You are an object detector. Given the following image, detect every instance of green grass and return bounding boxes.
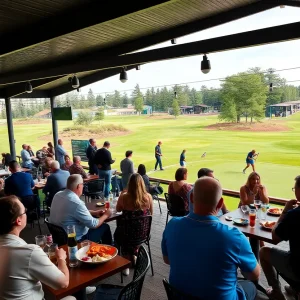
[1,113,299,210]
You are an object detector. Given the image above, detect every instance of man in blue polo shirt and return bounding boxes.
[4,160,34,198]
[162,176,260,300]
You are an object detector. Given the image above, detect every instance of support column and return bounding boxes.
[5,97,16,159]
[50,96,58,158]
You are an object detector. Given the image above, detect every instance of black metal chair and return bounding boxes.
[163,278,203,300]
[164,193,188,227]
[93,245,150,300]
[21,195,42,234]
[277,272,300,300]
[45,217,68,246]
[149,181,162,214]
[115,215,154,282]
[84,179,105,202]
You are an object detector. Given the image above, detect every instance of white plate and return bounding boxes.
[75,245,118,264]
[260,221,276,230]
[267,207,283,216]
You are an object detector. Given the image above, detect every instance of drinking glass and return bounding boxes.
[249,209,256,228]
[261,204,268,220]
[254,200,261,220]
[48,243,58,265]
[240,205,248,215]
[35,235,46,249]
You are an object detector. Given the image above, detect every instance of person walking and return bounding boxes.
[154,141,164,171]
[94,141,115,199]
[86,138,98,175]
[180,149,186,167]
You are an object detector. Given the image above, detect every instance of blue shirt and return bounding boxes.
[56,145,66,166]
[180,152,185,162]
[4,172,34,197]
[155,145,161,157]
[49,189,99,240]
[161,213,257,300]
[43,169,69,202]
[247,152,254,160]
[21,149,33,168]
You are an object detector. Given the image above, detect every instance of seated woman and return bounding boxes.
[61,155,72,171]
[240,171,269,206]
[115,173,153,276]
[137,164,151,192]
[168,168,192,212]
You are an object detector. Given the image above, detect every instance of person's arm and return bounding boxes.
[258,185,269,204]
[42,177,52,194]
[81,167,88,179]
[239,186,255,205]
[130,161,134,174]
[108,151,115,164]
[29,247,69,290]
[161,227,169,265]
[237,230,260,281]
[116,194,124,212]
[30,175,35,189]
[272,200,297,244]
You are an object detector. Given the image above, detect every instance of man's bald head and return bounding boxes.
[193,176,223,211]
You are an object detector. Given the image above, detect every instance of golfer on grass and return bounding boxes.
[243,149,258,174]
[154,141,164,171]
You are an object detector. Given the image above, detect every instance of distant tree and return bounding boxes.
[131,84,143,100]
[112,90,122,107]
[74,111,94,126]
[1,108,6,119]
[172,99,180,118]
[79,95,86,109]
[96,95,104,106]
[87,88,96,107]
[94,107,105,123]
[134,97,144,115]
[121,93,129,107]
[189,88,203,105]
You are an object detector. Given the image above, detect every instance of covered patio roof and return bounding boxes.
[1,0,300,158]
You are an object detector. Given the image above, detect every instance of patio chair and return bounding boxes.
[45,217,68,246]
[84,179,105,202]
[277,272,300,300]
[21,194,42,235]
[93,245,150,300]
[164,193,188,227]
[163,278,203,300]
[115,215,154,283]
[149,181,162,214]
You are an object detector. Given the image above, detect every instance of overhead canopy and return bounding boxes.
[0,0,299,99]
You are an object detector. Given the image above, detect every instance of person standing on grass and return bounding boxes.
[56,139,68,167]
[243,149,258,174]
[180,149,186,167]
[154,141,164,171]
[86,138,98,175]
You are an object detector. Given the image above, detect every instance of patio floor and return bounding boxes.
[20,199,293,300]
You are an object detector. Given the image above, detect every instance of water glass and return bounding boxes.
[240,205,248,215]
[261,204,268,220]
[35,235,46,249]
[48,243,58,265]
[254,200,261,220]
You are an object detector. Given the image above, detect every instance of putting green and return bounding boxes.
[0,112,299,208]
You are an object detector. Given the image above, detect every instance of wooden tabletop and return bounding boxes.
[219,208,279,244]
[43,242,130,300]
[83,174,99,182]
[86,199,122,222]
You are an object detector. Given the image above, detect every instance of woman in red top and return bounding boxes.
[168,168,192,211]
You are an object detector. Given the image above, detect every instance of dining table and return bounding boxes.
[219,207,280,259]
[43,241,131,300]
[0,167,31,177]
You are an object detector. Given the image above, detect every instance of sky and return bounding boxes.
[80,6,300,97]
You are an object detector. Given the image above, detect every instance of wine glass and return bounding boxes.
[240,205,248,215]
[254,200,261,220]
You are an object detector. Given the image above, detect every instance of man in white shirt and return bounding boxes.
[0,195,75,300]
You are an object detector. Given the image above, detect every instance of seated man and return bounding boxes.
[21,144,34,169]
[188,168,228,216]
[0,195,75,300]
[69,156,88,179]
[43,160,69,206]
[49,174,112,244]
[260,176,300,300]
[4,160,35,198]
[162,176,260,300]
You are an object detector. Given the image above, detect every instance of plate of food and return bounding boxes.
[267,207,283,216]
[260,221,276,230]
[233,218,249,226]
[76,244,118,264]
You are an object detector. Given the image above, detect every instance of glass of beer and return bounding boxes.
[48,243,58,265]
[249,209,256,228]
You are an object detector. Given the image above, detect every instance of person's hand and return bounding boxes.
[258,185,264,190]
[56,248,67,261]
[44,172,50,177]
[104,208,112,217]
[96,209,105,217]
[283,199,298,213]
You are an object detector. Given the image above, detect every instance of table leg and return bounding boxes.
[249,238,259,261]
[72,288,87,300]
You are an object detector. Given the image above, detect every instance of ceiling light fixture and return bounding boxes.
[120,67,128,83]
[136,65,141,70]
[171,38,177,44]
[25,81,33,93]
[201,54,211,74]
